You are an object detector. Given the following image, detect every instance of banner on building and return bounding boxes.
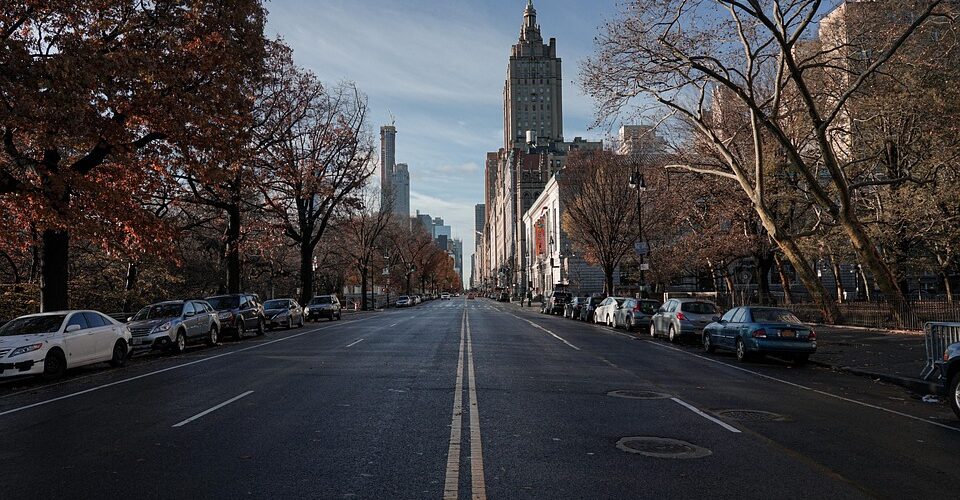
[534,216,546,256]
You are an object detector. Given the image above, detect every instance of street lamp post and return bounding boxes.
[629,168,647,298]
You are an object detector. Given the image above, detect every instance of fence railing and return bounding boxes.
[921,322,960,381]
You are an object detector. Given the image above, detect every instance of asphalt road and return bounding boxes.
[1,299,958,499]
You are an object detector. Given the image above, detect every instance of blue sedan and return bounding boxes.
[702,307,816,364]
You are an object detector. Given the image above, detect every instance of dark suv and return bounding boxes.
[205,294,266,339]
[306,295,342,321]
[541,291,572,315]
[580,295,606,322]
[939,341,960,419]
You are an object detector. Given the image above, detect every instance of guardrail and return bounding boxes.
[920,322,960,380]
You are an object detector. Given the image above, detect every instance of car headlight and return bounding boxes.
[303,307,310,314]
[154,321,172,332]
[10,343,43,357]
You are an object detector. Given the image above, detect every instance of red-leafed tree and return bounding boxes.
[0,1,268,310]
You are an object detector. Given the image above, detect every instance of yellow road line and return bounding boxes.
[465,308,487,500]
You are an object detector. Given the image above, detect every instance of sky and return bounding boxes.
[265,0,624,286]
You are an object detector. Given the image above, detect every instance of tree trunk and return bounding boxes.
[755,252,773,305]
[839,218,906,316]
[299,246,314,306]
[774,253,794,305]
[603,265,615,296]
[723,274,736,302]
[859,264,872,302]
[360,264,369,311]
[225,205,242,294]
[40,229,70,312]
[831,256,845,304]
[943,272,953,303]
[123,261,139,312]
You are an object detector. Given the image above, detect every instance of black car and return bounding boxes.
[938,341,960,419]
[305,295,342,321]
[580,295,606,322]
[497,292,510,302]
[205,294,266,339]
[541,291,572,315]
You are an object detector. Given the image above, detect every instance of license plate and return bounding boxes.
[781,330,796,338]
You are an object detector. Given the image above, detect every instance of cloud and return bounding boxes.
[435,162,481,174]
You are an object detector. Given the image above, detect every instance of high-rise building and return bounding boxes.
[379,123,410,218]
[474,204,485,235]
[504,0,563,150]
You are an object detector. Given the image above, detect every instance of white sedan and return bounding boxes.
[593,297,627,327]
[0,311,132,380]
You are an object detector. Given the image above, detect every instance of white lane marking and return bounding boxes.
[443,311,467,499]
[0,317,377,418]
[388,323,399,328]
[465,307,487,499]
[346,339,365,348]
[511,315,581,351]
[671,397,742,433]
[172,391,254,428]
[645,340,960,433]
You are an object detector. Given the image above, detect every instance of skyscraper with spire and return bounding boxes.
[503,0,563,150]
[379,123,409,218]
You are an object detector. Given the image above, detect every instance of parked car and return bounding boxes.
[413,295,423,305]
[467,293,476,300]
[206,294,266,339]
[594,297,627,326]
[702,306,817,364]
[441,293,451,300]
[128,300,220,352]
[614,298,662,332]
[650,298,720,343]
[564,296,589,319]
[0,311,132,380]
[305,295,342,321]
[497,292,510,302]
[396,296,412,307]
[541,291,572,315]
[579,295,606,322]
[262,298,304,330]
[939,341,960,419]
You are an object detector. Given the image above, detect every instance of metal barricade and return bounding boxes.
[920,322,960,380]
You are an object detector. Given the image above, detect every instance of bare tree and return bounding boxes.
[582,0,953,321]
[342,188,394,310]
[561,150,639,295]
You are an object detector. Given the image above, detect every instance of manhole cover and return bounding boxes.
[616,437,711,459]
[606,390,672,400]
[714,409,789,422]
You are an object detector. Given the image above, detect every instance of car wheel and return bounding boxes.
[256,319,265,336]
[42,349,66,380]
[207,326,219,346]
[650,323,657,338]
[337,311,342,320]
[173,330,187,354]
[298,317,304,328]
[703,333,715,353]
[109,340,128,367]
[950,371,960,420]
[793,354,809,366]
[668,325,679,344]
[626,317,634,332]
[236,321,245,340]
[736,337,751,363]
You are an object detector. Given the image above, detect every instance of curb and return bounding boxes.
[810,360,941,395]
[808,323,921,335]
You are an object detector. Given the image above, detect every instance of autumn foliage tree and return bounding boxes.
[0,1,268,310]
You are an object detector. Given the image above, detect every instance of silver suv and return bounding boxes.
[127,300,220,353]
[306,295,342,321]
[650,298,720,343]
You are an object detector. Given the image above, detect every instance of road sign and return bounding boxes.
[634,241,649,256]
[640,263,650,271]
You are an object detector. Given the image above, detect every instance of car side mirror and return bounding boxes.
[658,307,666,313]
[66,324,81,333]
[712,316,721,323]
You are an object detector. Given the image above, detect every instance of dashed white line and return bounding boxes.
[0,316,377,418]
[346,339,365,348]
[671,397,741,433]
[512,315,581,351]
[172,391,254,428]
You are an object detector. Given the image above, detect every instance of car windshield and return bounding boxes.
[751,309,802,324]
[638,301,660,314]
[133,304,182,321]
[263,300,289,309]
[681,302,717,314]
[399,296,409,300]
[0,314,68,336]
[206,296,240,310]
[591,297,605,305]
[310,296,332,305]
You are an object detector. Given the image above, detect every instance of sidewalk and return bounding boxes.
[808,325,943,394]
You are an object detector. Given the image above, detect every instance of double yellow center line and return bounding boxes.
[443,307,486,500]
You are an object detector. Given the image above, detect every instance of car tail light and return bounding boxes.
[676,311,687,321]
[808,330,817,341]
[752,329,767,338]
[633,304,642,312]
